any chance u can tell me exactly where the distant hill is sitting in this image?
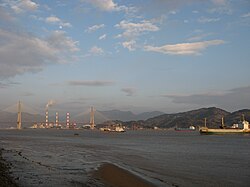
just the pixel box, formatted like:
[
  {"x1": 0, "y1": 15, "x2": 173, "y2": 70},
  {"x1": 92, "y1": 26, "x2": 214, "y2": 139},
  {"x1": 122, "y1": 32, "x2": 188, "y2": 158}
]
[
  {"x1": 99, "y1": 110, "x2": 136, "y2": 121},
  {"x1": 97, "y1": 110, "x2": 164, "y2": 121},
  {"x1": 136, "y1": 111, "x2": 165, "y2": 120},
  {"x1": 143, "y1": 107, "x2": 250, "y2": 128}
]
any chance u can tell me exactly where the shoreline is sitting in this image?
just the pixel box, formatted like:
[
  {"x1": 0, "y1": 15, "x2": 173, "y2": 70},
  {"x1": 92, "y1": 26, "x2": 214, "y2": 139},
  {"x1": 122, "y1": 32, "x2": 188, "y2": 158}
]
[
  {"x1": 0, "y1": 148, "x2": 18, "y2": 187},
  {"x1": 1, "y1": 147, "x2": 157, "y2": 187},
  {"x1": 92, "y1": 162, "x2": 156, "y2": 187}
]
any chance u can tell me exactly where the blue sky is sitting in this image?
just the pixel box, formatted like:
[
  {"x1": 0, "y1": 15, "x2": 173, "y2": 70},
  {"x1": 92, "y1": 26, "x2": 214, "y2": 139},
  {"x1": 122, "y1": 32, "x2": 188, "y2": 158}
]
[{"x1": 0, "y1": 0, "x2": 250, "y2": 114}]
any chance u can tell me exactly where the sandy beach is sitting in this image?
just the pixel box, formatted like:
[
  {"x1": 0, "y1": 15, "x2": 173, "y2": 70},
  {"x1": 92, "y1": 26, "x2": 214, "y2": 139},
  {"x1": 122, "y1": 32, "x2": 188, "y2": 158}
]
[
  {"x1": 1, "y1": 147, "x2": 157, "y2": 187},
  {"x1": 93, "y1": 163, "x2": 156, "y2": 187}
]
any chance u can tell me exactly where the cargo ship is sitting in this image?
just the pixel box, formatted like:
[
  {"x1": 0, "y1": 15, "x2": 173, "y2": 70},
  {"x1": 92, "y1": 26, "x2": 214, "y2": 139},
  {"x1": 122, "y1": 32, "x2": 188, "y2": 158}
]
[{"x1": 199, "y1": 116, "x2": 250, "y2": 134}]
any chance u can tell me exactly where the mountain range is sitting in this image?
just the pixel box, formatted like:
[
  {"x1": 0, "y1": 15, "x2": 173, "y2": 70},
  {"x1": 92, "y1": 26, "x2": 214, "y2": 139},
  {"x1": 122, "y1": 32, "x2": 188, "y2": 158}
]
[
  {"x1": 0, "y1": 107, "x2": 249, "y2": 129},
  {"x1": 142, "y1": 107, "x2": 250, "y2": 128}
]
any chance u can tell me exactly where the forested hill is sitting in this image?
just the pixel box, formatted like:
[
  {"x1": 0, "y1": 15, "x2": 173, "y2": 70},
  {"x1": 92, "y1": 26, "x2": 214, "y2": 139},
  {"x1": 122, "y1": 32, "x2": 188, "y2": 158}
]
[{"x1": 142, "y1": 107, "x2": 250, "y2": 128}]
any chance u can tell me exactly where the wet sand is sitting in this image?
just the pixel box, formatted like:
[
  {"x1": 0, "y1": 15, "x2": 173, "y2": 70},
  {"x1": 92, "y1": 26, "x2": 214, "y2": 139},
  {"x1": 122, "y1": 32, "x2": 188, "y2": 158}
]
[
  {"x1": 0, "y1": 149, "x2": 18, "y2": 187},
  {"x1": 93, "y1": 163, "x2": 156, "y2": 187},
  {"x1": 1, "y1": 147, "x2": 156, "y2": 187}
]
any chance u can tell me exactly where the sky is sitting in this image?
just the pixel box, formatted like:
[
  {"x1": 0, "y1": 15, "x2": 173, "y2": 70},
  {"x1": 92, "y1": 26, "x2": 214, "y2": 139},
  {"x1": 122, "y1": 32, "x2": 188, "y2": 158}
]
[{"x1": 0, "y1": 0, "x2": 250, "y2": 115}]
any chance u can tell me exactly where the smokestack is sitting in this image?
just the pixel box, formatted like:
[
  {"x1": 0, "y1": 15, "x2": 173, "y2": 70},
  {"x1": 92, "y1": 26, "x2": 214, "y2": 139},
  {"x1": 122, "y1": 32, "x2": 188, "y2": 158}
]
[
  {"x1": 55, "y1": 112, "x2": 58, "y2": 127},
  {"x1": 45, "y1": 108, "x2": 49, "y2": 127},
  {"x1": 45, "y1": 99, "x2": 55, "y2": 128},
  {"x1": 66, "y1": 112, "x2": 70, "y2": 128}
]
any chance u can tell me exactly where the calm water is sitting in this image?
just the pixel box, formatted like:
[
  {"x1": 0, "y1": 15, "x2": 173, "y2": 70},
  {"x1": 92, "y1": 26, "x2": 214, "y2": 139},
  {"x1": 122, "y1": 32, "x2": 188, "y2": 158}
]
[{"x1": 0, "y1": 129, "x2": 249, "y2": 187}]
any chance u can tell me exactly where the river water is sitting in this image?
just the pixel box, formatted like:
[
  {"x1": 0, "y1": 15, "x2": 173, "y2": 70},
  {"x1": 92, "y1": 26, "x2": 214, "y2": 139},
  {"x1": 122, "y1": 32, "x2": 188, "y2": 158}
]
[{"x1": 0, "y1": 129, "x2": 249, "y2": 187}]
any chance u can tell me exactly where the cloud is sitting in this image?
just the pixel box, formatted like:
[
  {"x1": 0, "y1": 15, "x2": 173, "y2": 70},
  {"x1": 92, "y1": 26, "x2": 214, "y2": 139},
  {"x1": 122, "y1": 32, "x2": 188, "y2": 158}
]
[
  {"x1": 187, "y1": 33, "x2": 213, "y2": 42},
  {"x1": 0, "y1": 29, "x2": 79, "y2": 79},
  {"x1": 68, "y1": 80, "x2": 114, "y2": 86},
  {"x1": 0, "y1": 80, "x2": 20, "y2": 88},
  {"x1": 81, "y1": 0, "x2": 136, "y2": 14},
  {"x1": 47, "y1": 30, "x2": 79, "y2": 52},
  {"x1": 122, "y1": 40, "x2": 136, "y2": 51},
  {"x1": 208, "y1": 0, "x2": 232, "y2": 14},
  {"x1": 211, "y1": 0, "x2": 227, "y2": 6},
  {"x1": 241, "y1": 12, "x2": 250, "y2": 18},
  {"x1": 85, "y1": 24, "x2": 105, "y2": 33},
  {"x1": 0, "y1": 6, "x2": 16, "y2": 22},
  {"x1": 114, "y1": 19, "x2": 160, "y2": 52},
  {"x1": 45, "y1": 16, "x2": 72, "y2": 28},
  {"x1": 88, "y1": 46, "x2": 104, "y2": 55},
  {"x1": 46, "y1": 16, "x2": 60, "y2": 23},
  {"x1": 198, "y1": 17, "x2": 221, "y2": 23},
  {"x1": 121, "y1": 88, "x2": 136, "y2": 96},
  {"x1": 144, "y1": 40, "x2": 224, "y2": 55},
  {"x1": 7, "y1": 0, "x2": 38, "y2": 13},
  {"x1": 81, "y1": 0, "x2": 117, "y2": 11},
  {"x1": 22, "y1": 92, "x2": 35, "y2": 96},
  {"x1": 115, "y1": 20, "x2": 159, "y2": 39},
  {"x1": 99, "y1": 34, "x2": 106, "y2": 40},
  {"x1": 161, "y1": 86, "x2": 250, "y2": 111}
]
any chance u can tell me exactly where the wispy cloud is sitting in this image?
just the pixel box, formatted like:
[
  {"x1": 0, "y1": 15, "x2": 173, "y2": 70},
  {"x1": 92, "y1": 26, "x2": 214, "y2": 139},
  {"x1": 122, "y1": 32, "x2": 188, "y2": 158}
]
[
  {"x1": 187, "y1": 33, "x2": 213, "y2": 42},
  {"x1": 81, "y1": 0, "x2": 136, "y2": 14},
  {"x1": 85, "y1": 24, "x2": 105, "y2": 33},
  {"x1": 144, "y1": 40, "x2": 224, "y2": 55},
  {"x1": 89, "y1": 46, "x2": 104, "y2": 55},
  {"x1": 81, "y1": 0, "x2": 117, "y2": 11},
  {"x1": 115, "y1": 19, "x2": 159, "y2": 51},
  {"x1": 115, "y1": 20, "x2": 159, "y2": 39},
  {"x1": 121, "y1": 88, "x2": 136, "y2": 96},
  {"x1": 198, "y1": 17, "x2": 220, "y2": 23},
  {"x1": 45, "y1": 16, "x2": 72, "y2": 28},
  {"x1": 211, "y1": 0, "x2": 227, "y2": 6},
  {"x1": 99, "y1": 34, "x2": 106, "y2": 40},
  {"x1": 122, "y1": 40, "x2": 136, "y2": 51},
  {"x1": 208, "y1": 0, "x2": 232, "y2": 15},
  {"x1": 47, "y1": 30, "x2": 79, "y2": 52},
  {"x1": 9, "y1": 0, "x2": 39, "y2": 13},
  {"x1": 22, "y1": 92, "x2": 35, "y2": 96},
  {"x1": 68, "y1": 80, "x2": 114, "y2": 86},
  {"x1": 241, "y1": 12, "x2": 250, "y2": 18}
]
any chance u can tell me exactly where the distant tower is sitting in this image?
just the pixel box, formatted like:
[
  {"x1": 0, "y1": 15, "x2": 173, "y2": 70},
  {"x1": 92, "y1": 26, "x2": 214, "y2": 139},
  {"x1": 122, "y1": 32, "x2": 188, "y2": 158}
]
[
  {"x1": 66, "y1": 112, "x2": 70, "y2": 128},
  {"x1": 55, "y1": 112, "x2": 59, "y2": 127},
  {"x1": 17, "y1": 101, "x2": 22, "y2": 130},
  {"x1": 45, "y1": 109, "x2": 49, "y2": 127},
  {"x1": 90, "y1": 107, "x2": 95, "y2": 130}
]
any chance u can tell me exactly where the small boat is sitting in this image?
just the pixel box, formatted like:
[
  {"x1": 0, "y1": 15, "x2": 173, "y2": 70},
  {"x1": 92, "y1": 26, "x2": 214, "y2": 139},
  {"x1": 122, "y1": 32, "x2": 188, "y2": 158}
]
[
  {"x1": 113, "y1": 126, "x2": 125, "y2": 132},
  {"x1": 200, "y1": 116, "x2": 250, "y2": 134},
  {"x1": 100, "y1": 124, "x2": 125, "y2": 132},
  {"x1": 175, "y1": 125, "x2": 196, "y2": 131},
  {"x1": 100, "y1": 127, "x2": 111, "y2": 132}
]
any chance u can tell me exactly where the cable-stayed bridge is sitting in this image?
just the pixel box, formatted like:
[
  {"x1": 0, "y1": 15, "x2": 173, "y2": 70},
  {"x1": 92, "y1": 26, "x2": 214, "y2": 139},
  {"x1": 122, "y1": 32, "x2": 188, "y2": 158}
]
[{"x1": 0, "y1": 101, "x2": 111, "y2": 129}]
